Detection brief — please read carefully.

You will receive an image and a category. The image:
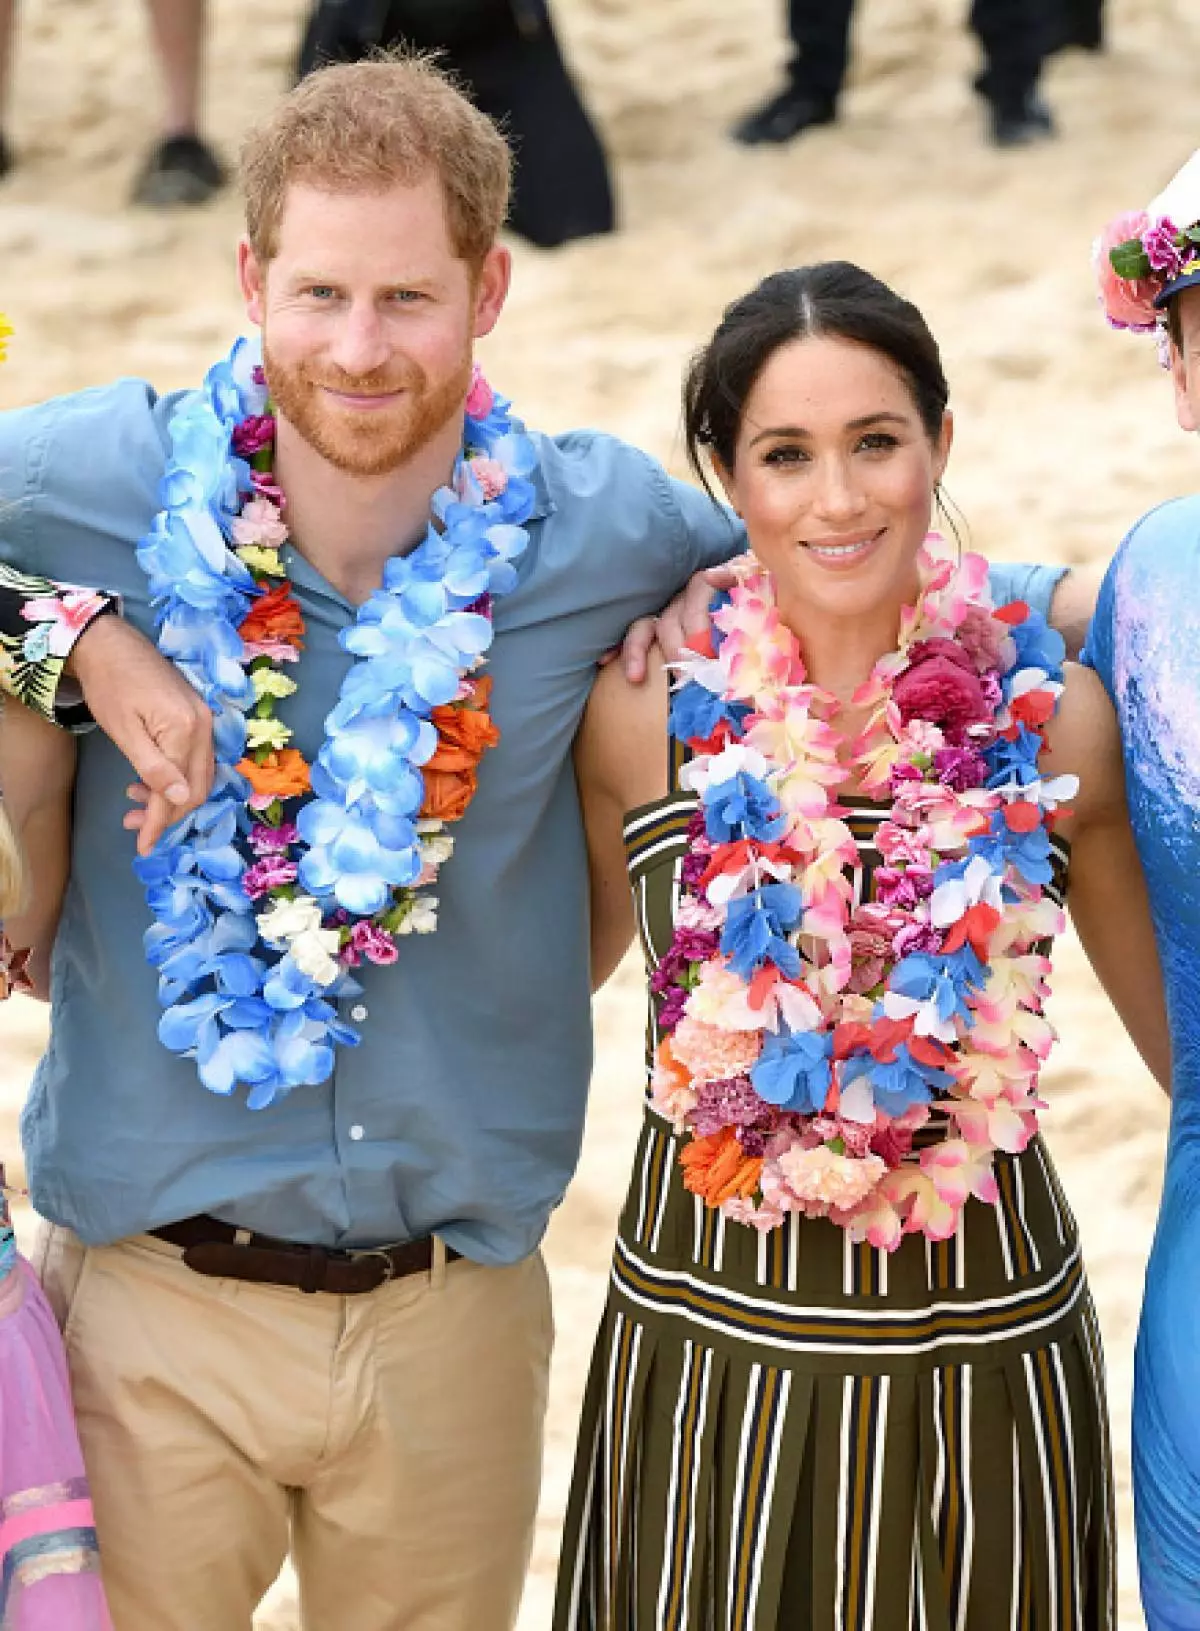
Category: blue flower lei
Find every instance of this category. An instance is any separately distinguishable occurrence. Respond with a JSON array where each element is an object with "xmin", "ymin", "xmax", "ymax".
[{"xmin": 134, "ymin": 336, "xmax": 536, "ymax": 1108}]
